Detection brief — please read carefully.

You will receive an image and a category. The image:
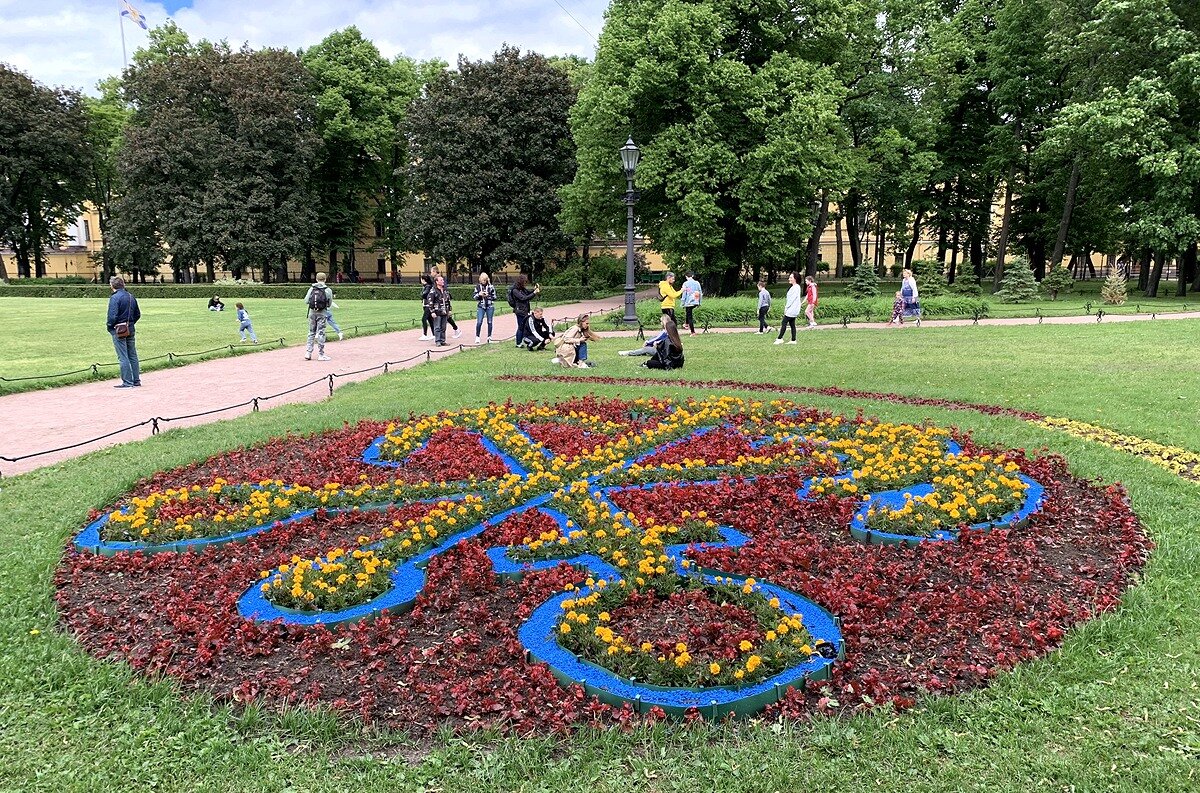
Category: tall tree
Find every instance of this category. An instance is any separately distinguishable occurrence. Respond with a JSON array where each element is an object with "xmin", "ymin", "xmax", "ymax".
[
  {"xmin": 113, "ymin": 29, "xmax": 319, "ymax": 281},
  {"xmin": 0, "ymin": 64, "xmax": 88, "ymax": 280},
  {"xmin": 407, "ymin": 46, "xmax": 576, "ymax": 276},
  {"xmin": 82, "ymin": 77, "xmax": 131, "ymax": 281}
]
